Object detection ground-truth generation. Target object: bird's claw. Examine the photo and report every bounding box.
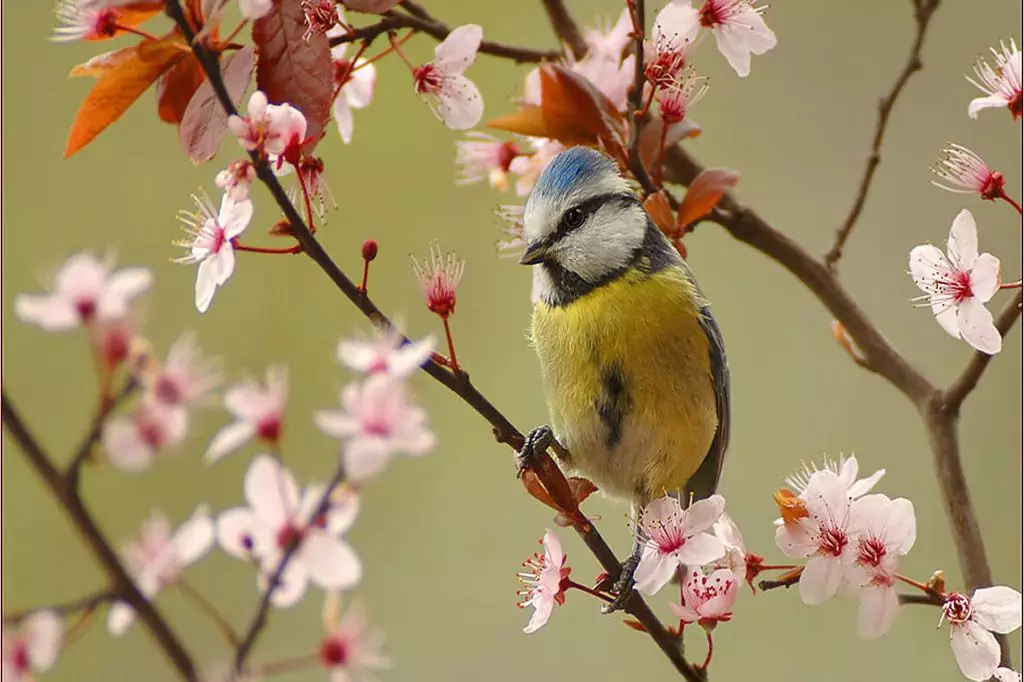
[516,425,554,478]
[601,553,640,614]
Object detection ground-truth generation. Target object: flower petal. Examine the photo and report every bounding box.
[245,455,298,525]
[948,209,979,270]
[799,555,843,605]
[267,561,309,608]
[931,297,961,338]
[968,94,1011,119]
[682,494,726,533]
[172,506,215,567]
[216,507,260,559]
[195,258,218,313]
[437,74,484,130]
[303,534,362,591]
[102,419,153,473]
[433,24,482,74]
[677,532,726,567]
[957,298,1002,355]
[107,602,136,637]
[857,585,899,639]
[972,586,1023,634]
[909,244,952,292]
[951,620,1001,681]
[15,295,79,331]
[206,421,257,463]
[634,545,677,595]
[332,96,355,144]
[970,253,1001,303]
[23,610,62,671]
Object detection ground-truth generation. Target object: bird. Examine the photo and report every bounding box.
[516,145,730,611]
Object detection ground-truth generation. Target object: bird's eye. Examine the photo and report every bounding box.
[562,207,585,230]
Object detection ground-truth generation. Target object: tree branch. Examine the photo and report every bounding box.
[327,5,562,64]
[625,0,658,196]
[823,0,941,268]
[66,378,137,486]
[539,0,587,60]
[942,290,1023,410]
[1,390,196,681]
[2,589,114,624]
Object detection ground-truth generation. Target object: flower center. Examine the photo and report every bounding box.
[497,141,521,172]
[334,58,353,85]
[93,8,121,38]
[302,0,337,39]
[943,592,973,625]
[413,64,443,94]
[12,643,30,672]
[103,326,131,369]
[75,297,97,321]
[818,525,848,557]
[941,269,974,303]
[646,50,686,88]
[154,376,184,405]
[257,415,282,442]
[319,635,349,667]
[136,414,165,449]
[1009,89,1023,120]
[209,224,227,254]
[362,417,392,437]
[699,0,737,27]
[856,537,887,567]
[980,170,1006,201]
[426,280,456,317]
[276,523,304,551]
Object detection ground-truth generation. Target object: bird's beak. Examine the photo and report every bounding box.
[519,241,549,265]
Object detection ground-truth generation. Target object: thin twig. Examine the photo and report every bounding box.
[66,378,137,486]
[942,290,1023,410]
[539,0,587,59]
[625,0,658,197]
[3,589,113,624]
[824,0,941,268]
[1,390,196,681]
[327,8,561,64]
[177,579,241,648]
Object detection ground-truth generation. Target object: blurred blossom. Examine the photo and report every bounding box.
[217,455,362,608]
[51,0,122,42]
[846,495,916,639]
[995,669,1023,682]
[967,40,1022,120]
[15,252,151,332]
[175,192,253,313]
[509,140,564,197]
[517,530,569,633]
[909,209,1002,354]
[328,10,377,144]
[712,512,747,579]
[319,594,390,681]
[91,318,137,371]
[931,144,1007,200]
[315,375,435,483]
[102,401,189,472]
[1,611,63,682]
[634,494,726,595]
[941,586,1022,681]
[206,365,289,463]
[216,160,257,201]
[228,91,308,159]
[337,328,434,378]
[583,8,633,62]
[410,243,465,318]
[496,203,527,256]
[146,331,221,408]
[784,454,884,502]
[568,51,636,112]
[647,0,699,87]
[668,568,739,627]
[108,506,215,636]
[697,0,777,77]
[238,0,273,20]
[455,133,521,191]
[302,0,338,39]
[413,24,485,130]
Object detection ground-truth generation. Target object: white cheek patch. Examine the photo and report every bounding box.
[531,263,555,304]
[554,203,646,282]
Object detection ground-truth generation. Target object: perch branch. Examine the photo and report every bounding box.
[2,589,114,624]
[539,0,587,59]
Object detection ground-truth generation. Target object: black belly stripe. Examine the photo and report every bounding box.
[595,364,631,449]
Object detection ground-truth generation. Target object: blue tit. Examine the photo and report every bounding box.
[518,146,730,607]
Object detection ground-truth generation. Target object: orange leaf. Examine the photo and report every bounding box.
[567,476,598,505]
[643,191,677,239]
[157,55,207,124]
[253,0,333,153]
[180,46,256,163]
[64,34,189,158]
[676,167,739,228]
[520,469,559,512]
[487,105,550,139]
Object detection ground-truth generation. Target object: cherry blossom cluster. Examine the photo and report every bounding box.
[909,38,1021,355]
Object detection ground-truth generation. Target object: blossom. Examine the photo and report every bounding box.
[647,1,700,87]
[633,494,726,595]
[238,0,273,20]
[942,586,1022,681]
[145,331,220,408]
[336,327,434,378]
[508,138,563,197]
[319,594,390,682]
[496,204,527,256]
[784,454,885,502]
[909,209,1002,354]
[102,401,189,472]
[412,24,484,130]
[314,374,435,483]
[175,192,253,313]
[217,455,362,607]
[584,8,634,62]
[455,133,521,191]
[108,506,215,636]
[994,669,1022,682]
[697,0,777,77]
[712,513,746,576]
[775,470,854,605]
[206,365,289,463]
[328,12,377,144]
[568,51,636,112]
[227,91,307,158]
[15,252,151,332]
[301,0,338,39]
[657,68,708,124]
[51,0,124,42]
[517,530,570,633]
[2,611,63,682]
[846,494,917,639]
[668,568,739,627]
[410,243,465,318]
[967,40,1022,120]
[215,160,257,201]
[931,144,1008,200]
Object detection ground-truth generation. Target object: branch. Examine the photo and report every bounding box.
[327,5,561,64]
[66,378,137,485]
[942,290,1023,410]
[823,0,941,268]
[166,3,700,677]
[1,390,196,682]
[3,589,113,624]
[625,0,658,196]
[539,0,587,60]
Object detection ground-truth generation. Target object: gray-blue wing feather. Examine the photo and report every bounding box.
[685,304,730,501]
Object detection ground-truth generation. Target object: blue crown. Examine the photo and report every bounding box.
[532,146,617,200]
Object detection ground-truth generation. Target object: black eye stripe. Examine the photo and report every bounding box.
[544,192,639,247]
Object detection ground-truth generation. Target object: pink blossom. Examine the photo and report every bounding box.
[931,144,1008,200]
[775,470,854,605]
[583,8,634,62]
[517,530,570,633]
[238,0,273,20]
[784,454,885,502]
[942,586,1022,681]
[215,160,257,201]
[410,243,465,319]
[508,139,564,197]
[15,252,151,332]
[2,611,63,682]
[696,0,777,77]
[413,24,484,130]
[314,375,435,483]
[668,568,739,627]
[909,209,1002,354]
[301,0,338,39]
[328,12,377,144]
[217,456,362,607]
[634,494,726,595]
[568,51,636,112]
[657,68,708,124]
[102,401,189,473]
[336,327,434,378]
[51,0,122,42]
[206,365,289,463]
[967,40,1022,120]
[175,191,253,313]
[647,1,699,87]
[496,203,527,257]
[319,594,390,682]
[712,512,747,577]
[455,133,521,191]
[227,91,307,159]
[846,494,917,639]
[146,331,221,408]
[108,506,215,636]
[994,669,1022,682]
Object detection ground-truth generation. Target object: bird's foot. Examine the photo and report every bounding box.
[601,553,640,614]
[515,425,555,478]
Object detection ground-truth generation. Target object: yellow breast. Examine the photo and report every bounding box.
[529,265,718,502]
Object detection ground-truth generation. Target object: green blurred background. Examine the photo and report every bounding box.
[3,1,1021,680]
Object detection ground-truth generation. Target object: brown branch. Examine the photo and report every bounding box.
[66,378,137,486]
[1,389,196,681]
[823,0,941,268]
[625,0,658,197]
[539,0,587,59]
[942,290,1023,410]
[3,589,114,624]
[760,574,944,607]
[327,6,561,64]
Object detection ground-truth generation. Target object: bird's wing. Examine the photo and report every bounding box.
[685,302,731,502]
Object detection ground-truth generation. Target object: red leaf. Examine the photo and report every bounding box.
[643,191,677,238]
[253,0,333,153]
[676,168,739,228]
[157,55,207,124]
[567,476,598,505]
[180,46,256,163]
[520,469,559,512]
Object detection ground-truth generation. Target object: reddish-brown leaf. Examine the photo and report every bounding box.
[253,0,333,152]
[567,476,598,505]
[157,55,207,124]
[643,191,677,239]
[676,167,740,228]
[64,34,188,158]
[520,469,559,512]
[180,46,256,163]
